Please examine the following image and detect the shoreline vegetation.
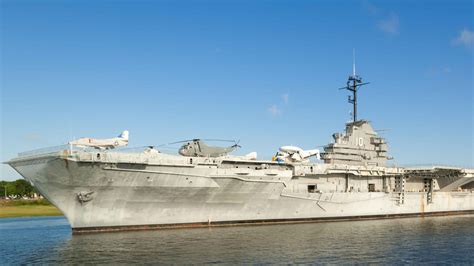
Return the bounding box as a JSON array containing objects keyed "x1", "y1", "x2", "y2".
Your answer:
[
  {"x1": 0, "y1": 199, "x2": 63, "y2": 218},
  {"x1": 0, "y1": 179, "x2": 63, "y2": 218}
]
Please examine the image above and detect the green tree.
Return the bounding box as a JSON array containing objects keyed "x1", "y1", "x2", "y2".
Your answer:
[
  {"x1": 14, "y1": 179, "x2": 34, "y2": 197},
  {"x1": 0, "y1": 181, "x2": 7, "y2": 198},
  {"x1": 0, "y1": 179, "x2": 35, "y2": 198},
  {"x1": 6, "y1": 182, "x2": 16, "y2": 198}
]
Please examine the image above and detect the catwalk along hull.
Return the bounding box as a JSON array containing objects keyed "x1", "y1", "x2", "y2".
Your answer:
[{"x1": 9, "y1": 150, "x2": 474, "y2": 233}]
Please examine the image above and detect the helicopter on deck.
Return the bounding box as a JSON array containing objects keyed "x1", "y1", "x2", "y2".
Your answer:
[{"x1": 177, "y1": 139, "x2": 241, "y2": 158}]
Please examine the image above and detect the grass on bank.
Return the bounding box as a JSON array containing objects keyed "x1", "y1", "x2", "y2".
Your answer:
[{"x1": 0, "y1": 199, "x2": 63, "y2": 218}]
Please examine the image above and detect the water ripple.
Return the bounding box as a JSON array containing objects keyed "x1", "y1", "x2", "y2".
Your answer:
[{"x1": 0, "y1": 215, "x2": 473, "y2": 264}]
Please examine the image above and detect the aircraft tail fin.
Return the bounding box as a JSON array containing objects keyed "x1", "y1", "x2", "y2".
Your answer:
[{"x1": 119, "y1": 130, "x2": 129, "y2": 140}]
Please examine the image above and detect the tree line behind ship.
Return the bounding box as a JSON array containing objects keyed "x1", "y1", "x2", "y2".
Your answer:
[{"x1": 0, "y1": 179, "x2": 39, "y2": 199}]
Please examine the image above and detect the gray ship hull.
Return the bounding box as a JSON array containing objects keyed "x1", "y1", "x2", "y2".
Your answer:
[
  {"x1": 9, "y1": 151, "x2": 474, "y2": 233},
  {"x1": 8, "y1": 67, "x2": 473, "y2": 233}
]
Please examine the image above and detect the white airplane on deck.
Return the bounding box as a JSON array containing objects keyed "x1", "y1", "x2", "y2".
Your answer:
[
  {"x1": 69, "y1": 130, "x2": 129, "y2": 150},
  {"x1": 274, "y1": 146, "x2": 320, "y2": 162}
]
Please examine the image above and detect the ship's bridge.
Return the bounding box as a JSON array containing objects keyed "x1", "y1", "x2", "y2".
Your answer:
[{"x1": 321, "y1": 120, "x2": 390, "y2": 166}]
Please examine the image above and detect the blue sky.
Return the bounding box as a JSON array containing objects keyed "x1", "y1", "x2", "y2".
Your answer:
[{"x1": 1, "y1": 0, "x2": 473, "y2": 180}]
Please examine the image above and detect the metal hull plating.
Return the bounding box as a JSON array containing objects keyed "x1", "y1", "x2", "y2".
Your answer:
[
  {"x1": 9, "y1": 67, "x2": 473, "y2": 233},
  {"x1": 9, "y1": 153, "x2": 474, "y2": 233}
]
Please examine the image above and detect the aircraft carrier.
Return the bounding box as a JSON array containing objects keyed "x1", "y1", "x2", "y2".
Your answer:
[{"x1": 7, "y1": 67, "x2": 474, "y2": 233}]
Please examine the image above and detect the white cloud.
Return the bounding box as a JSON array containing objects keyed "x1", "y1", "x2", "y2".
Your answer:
[
  {"x1": 377, "y1": 14, "x2": 400, "y2": 35},
  {"x1": 426, "y1": 66, "x2": 452, "y2": 77},
  {"x1": 281, "y1": 93, "x2": 289, "y2": 105},
  {"x1": 442, "y1": 67, "x2": 452, "y2": 73},
  {"x1": 362, "y1": 2, "x2": 400, "y2": 36},
  {"x1": 268, "y1": 105, "x2": 281, "y2": 116},
  {"x1": 268, "y1": 94, "x2": 288, "y2": 116},
  {"x1": 363, "y1": 0, "x2": 380, "y2": 15},
  {"x1": 452, "y1": 28, "x2": 474, "y2": 48}
]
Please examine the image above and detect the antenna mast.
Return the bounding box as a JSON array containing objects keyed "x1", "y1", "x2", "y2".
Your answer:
[{"x1": 338, "y1": 49, "x2": 370, "y2": 122}]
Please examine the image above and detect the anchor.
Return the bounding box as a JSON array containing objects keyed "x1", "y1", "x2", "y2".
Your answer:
[{"x1": 77, "y1": 191, "x2": 95, "y2": 204}]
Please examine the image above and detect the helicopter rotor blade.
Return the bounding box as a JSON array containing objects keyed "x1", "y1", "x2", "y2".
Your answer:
[
  {"x1": 200, "y1": 139, "x2": 237, "y2": 143},
  {"x1": 234, "y1": 139, "x2": 241, "y2": 148},
  {"x1": 158, "y1": 139, "x2": 198, "y2": 146},
  {"x1": 156, "y1": 138, "x2": 240, "y2": 147}
]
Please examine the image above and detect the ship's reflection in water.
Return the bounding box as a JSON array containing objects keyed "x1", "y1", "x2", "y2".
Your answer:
[{"x1": 1, "y1": 215, "x2": 473, "y2": 264}]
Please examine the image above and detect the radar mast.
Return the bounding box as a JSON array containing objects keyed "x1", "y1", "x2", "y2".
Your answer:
[{"x1": 338, "y1": 49, "x2": 370, "y2": 122}]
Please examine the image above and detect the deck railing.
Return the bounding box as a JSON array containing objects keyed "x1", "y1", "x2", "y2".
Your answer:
[
  {"x1": 17, "y1": 144, "x2": 178, "y2": 158},
  {"x1": 18, "y1": 144, "x2": 73, "y2": 157}
]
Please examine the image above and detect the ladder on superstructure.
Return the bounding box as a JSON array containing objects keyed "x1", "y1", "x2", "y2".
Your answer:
[
  {"x1": 395, "y1": 175, "x2": 406, "y2": 205},
  {"x1": 424, "y1": 178, "x2": 434, "y2": 204}
]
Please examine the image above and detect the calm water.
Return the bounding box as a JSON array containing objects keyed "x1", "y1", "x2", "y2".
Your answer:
[{"x1": 1, "y1": 215, "x2": 473, "y2": 264}]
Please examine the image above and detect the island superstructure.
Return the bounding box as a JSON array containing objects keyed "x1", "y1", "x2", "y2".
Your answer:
[{"x1": 7, "y1": 66, "x2": 474, "y2": 233}]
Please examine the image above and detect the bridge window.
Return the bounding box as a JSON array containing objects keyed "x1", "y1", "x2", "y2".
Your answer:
[{"x1": 308, "y1": 185, "x2": 317, "y2": 193}]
